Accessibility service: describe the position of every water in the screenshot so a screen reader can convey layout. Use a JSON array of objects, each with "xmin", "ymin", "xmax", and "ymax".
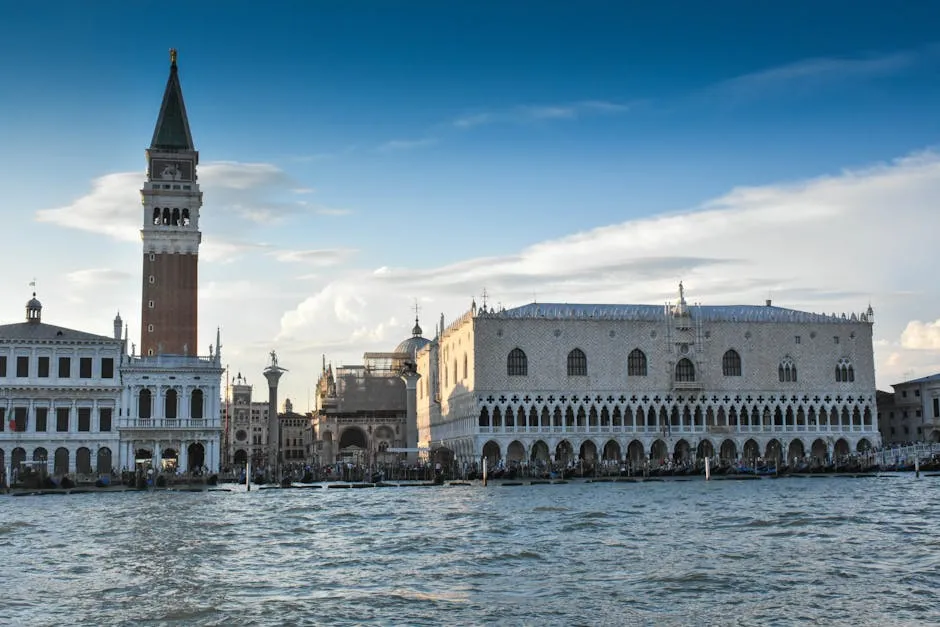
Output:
[{"xmin": 2, "ymin": 476, "xmax": 939, "ymax": 626}]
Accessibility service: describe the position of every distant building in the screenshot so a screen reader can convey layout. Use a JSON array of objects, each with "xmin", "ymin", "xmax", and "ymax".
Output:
[
  {"xmin": 223, "ymin": 372, "xmax": 270, "ymax": 471},
  {"xmin": 877, "ymin": 373, "xmax": 940, "ymax": 444},
  {"xmin": 279, "ymin": 398, "xmax": 307, "ymax": 465},
  {"xmin": 0, "ymin": 296, "xmax": 124, "ymax": 483},
  {"xmin": 311, "ymin": 319, "xmax": 428, "ymax": 467},
  {"xmin": 416, "ymin": 284, "xmax": 881, "ymax": 469}
]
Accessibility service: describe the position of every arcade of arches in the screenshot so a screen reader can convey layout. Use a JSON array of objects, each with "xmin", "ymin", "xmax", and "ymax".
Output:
[
  {"xmin": 118, "ymin": 439, "xmax": 212, "ymax": 472},
  {"xmin": 466, "ymin": 435, "xmax": 876, "ymax": 468},
  {"xmin": 1, "ymin": 445, "xmax": 114, "ymax": 476}
]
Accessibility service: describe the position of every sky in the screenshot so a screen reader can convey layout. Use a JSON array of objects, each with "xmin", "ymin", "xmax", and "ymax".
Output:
[{"xmin": 2, "ymin": 1, "xmax": 940, "ymax": 409}]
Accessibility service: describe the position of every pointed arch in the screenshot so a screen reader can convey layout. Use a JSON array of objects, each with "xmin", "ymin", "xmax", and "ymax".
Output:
[{"xmin": 478, "ymin": 407, "xmax": 490, "ymax": 428}]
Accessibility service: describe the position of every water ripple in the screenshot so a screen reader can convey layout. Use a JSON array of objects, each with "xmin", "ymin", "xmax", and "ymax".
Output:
[{"xmin": 2, "ymin": 476, "xmax": 938, "ymax": 625}]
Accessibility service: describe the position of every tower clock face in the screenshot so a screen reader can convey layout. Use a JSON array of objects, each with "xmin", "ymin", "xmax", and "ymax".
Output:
[{"xmin": 151, "ymin": 158, "xmax": 194, "ymax": 182}]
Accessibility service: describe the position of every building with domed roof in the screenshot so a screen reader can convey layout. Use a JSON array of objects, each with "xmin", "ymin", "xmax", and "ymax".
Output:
[
  {"xmin": 309, "ymin": 317, "xmax": 429, "ymax": 467},
  {"xmin": 415, "ymin": 284, "xmax": 881, "ymax": 471},
  {"xmin": 1, "ymin": 293, "xmax": 124, "ymax": 486}
]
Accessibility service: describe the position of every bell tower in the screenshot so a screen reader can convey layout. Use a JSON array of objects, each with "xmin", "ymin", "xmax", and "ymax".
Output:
[{"xmin": 140, "ymin": 49, "xmax": 202, "ymax": 357}]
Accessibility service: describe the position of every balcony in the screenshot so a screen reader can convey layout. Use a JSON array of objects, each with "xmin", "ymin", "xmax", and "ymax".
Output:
[{"xmin": 120, "ymin": 417, "xmax": 215, "ymax": 429}]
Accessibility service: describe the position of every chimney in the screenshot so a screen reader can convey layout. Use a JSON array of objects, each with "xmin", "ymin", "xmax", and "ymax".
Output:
[{"xmin": 765, "ymin": 299, "xmax": 772, "ymax": 307}]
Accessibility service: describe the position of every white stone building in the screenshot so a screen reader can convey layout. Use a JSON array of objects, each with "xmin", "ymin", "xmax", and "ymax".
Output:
[
  {"xmin": 1, "ymin": 296, "xmax": 124, "ymax": 484},
  {"xmin": 416, "ymin": 285, "xmax": 881, "ymax": 469}
]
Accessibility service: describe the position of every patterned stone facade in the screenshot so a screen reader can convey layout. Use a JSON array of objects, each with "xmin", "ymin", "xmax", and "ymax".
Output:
[{"xmin": 417, "ymin": 288, "xmax": 881, "ymax": 468}]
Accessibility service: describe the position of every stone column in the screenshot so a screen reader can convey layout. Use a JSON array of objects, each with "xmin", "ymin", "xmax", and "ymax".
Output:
[
  {"xmin": 400, "ymin": 370, "xmax": 421, "ymax": 465},
  {"xmin": 263, "ymin": 359, "xmax": 287, "ymax": 476}
]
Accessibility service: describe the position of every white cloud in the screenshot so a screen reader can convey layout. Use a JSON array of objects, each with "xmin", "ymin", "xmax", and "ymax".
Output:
[
  {"xmin": 705, "ymin": 45, "xmax": 939, "ymax": 101},
  {"xmin": 453, "ymin": 100, "xmax": 631, "ymax": 128},
  {"xmin": 313, "ymin": 206, "xmax": 353, "ymax": 216},
  {"xmin": 67, "ymin": 268, "xmax": 132, "ymax": 287},
  {"xmin": 272, "ymin": 248, "xmax": 357, "ymax": 266},
  {"xmin": 273, "ymin": 149, "xmax": 940, "ymax": 397},
  {"xmin": 900, "ymin": 320, "xmax": 940, "ymax": 350},
  {"xmin": 376, "ymin": 138, "xmax": 438, "ymax": 152},
  {"xmin": 36, "ymin": 172, "xmax": 142, "ymax": 241},
  {"xmin": 35, "ymin": 161, "xmax": 306, "ymax": 239}
]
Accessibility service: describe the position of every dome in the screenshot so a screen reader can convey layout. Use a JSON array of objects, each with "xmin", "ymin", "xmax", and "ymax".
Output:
[
  {"xmin": 394, "ymin": 316, "xmax": 429, "ymax": 357},
  {"xmin": 394, "ymin": 335, "xmax": 430, "ymax": 357}
]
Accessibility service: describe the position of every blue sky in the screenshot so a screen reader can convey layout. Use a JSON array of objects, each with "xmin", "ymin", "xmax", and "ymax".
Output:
[{"xmin": 2, "ymin": 1, "xmax": 940, "ymax": 406}]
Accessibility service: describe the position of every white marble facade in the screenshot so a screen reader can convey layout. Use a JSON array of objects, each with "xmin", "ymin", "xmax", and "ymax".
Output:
[
  {"xmin": 0, "ymin": 299, "xmax": 124, "ymax": 483},
  {"xmin": 417, "ymin": 287, "xmax": 881, "ymax": 467},
  {"xmin": 119, "ymin": 350, "xmax": 223, "ymax": 473}
]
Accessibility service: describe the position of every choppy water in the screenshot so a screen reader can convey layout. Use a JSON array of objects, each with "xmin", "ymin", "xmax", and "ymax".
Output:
[{"xmin": 2, "ymin": 475, "xmax": 939, "ymax": 626}]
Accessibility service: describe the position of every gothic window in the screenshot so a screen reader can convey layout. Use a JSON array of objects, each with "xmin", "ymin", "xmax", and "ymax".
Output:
[
  {"xmin": 139, "ymin": 389, "xmax": 152, "ymax": 419},
  {"xmin": 778, "ymin": 357, "xmax": 797, "ymax": 382},
  {"xmin": 507, "ymin": 348, "xmax": 527, "ymax": 376},
  {"xmin": 722, "ymin": 350, "xmax": 742, "ymax": 376},
  {"xmin": 627, "ymin": 349, "xmax": 647, "ymax": 376},
  {"xmin": 835, "ymin": 358, "xmax": 854, "ymax": 382},
  {"xmin": 567, "ymin": 348, "xmax": 587, "ymax": 376},
  {"xmin": 675, "ymin": 358, "xmax": 695, "ymax": 382}
]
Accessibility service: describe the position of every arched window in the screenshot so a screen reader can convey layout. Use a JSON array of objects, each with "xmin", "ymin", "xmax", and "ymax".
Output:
[
  {"xmin": 172, "ymin": 208, "xmax": 180, "ymax": 226},
  {"xmin": 165, "ymin": 389, "xmax": 178, "ymax": 419},
  {"xmin": 722, "ymin": 350, "xmax": 741, "ymax": 376},
  {"xmin": 138, "ymin": 389, "xmax": 152, "ymax": 419},
  {"xmin": 153, "ymin": 208, "xmax": 161, "ymax": 225},
  {"xmin": 627, "ymin": 349, "xmax": 647, "ymax": 376},
  {"xmin": 675, "ymin": 358, "xmax": 695, "ymax": 382},
  {"xmin": 162, "ymin": 207, "xmax": 171, "ymax": 225},
  {"xmin": 463, "ymin": 354, "xmax": 468, "ymax": 379},
  {"xmin": 567, "ymin": 348, "xmax": 587, "ymax": 376},
  {"xmin": 191, "ymin": 389, "xmax": 204, "ymax": 419},
  {"xmin": 453, "ymin": 359, "xmax": 457, "ymax": 384},
  {"xmin": 507, "ymin": 348, "xmax": 527, "ymax": 376},
  {"xmin": 836, "ymin": 359, "xmax": 854, "ymax": 383},
  {"xmin": 182, "ymin": 208, "xmax": 191, "ymax": 226}
]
